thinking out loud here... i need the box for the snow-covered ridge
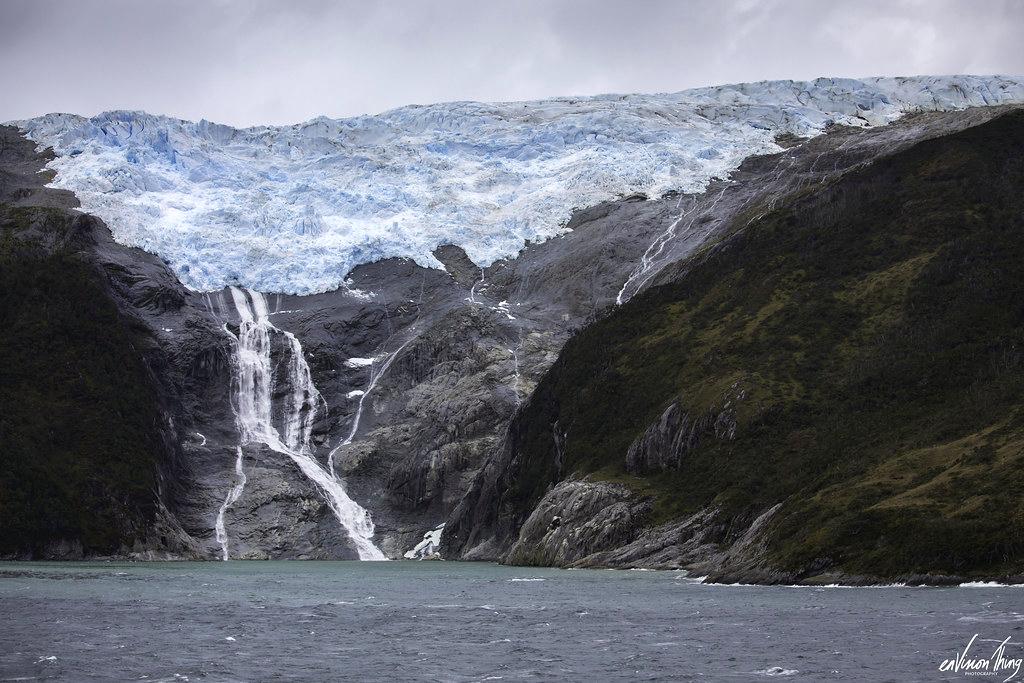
[16,75,1024,294]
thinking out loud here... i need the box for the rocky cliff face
[442,106,1024,584]
[236,189,686,558]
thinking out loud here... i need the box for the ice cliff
[15,75,1024,294]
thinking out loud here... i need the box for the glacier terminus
[15,75,1024,296]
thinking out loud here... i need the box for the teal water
[1,561,1021,681]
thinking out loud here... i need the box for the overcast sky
[2,0,1022,127]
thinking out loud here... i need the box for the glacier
[15,75,1024,295]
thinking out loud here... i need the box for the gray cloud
[2,0,1022,126]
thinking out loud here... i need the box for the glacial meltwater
[1,562,1022,682]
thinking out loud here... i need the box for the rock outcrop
[624,390,741,474]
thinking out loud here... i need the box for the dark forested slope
[446,109,1024,581]
[0,128,180,558]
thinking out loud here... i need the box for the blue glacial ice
[15,75,1024,294]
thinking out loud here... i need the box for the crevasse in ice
[16,75,1024,294]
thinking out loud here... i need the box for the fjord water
[1,562,1021,681]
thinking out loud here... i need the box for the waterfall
[616,186,728,305]
[281,330,319,451]
[467,267,485,303]
[214,447,247,561]
[509,336,522,407]
[328,335,415,476]
[219,286,387,561]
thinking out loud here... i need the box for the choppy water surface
[1,561,1021,681]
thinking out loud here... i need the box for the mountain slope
[0,128,192,558]
[4,86,1023,567]
[444,108,1024,582]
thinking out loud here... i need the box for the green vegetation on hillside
[508,110,1024,577]
[0,205,164,556]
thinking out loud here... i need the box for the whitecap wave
[960,581,1024,588]
[753,666,799,677]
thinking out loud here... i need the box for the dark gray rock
[499,477,789,577]
[625,382,743,474]
[432,244,480,288]
[504,479,649,566]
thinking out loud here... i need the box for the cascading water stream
[616,199,692,306]
[327,334,416,476]
[615,185,729,305]
[509,345,521,406]
[214,447,247,561]
[467,268,485,304]
[218,286,387,561]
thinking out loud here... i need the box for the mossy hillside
[0,203,165,556]
[508,110,1024,577]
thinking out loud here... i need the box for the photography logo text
[940,635,1023,681]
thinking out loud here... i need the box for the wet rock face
[431,244,481,289]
